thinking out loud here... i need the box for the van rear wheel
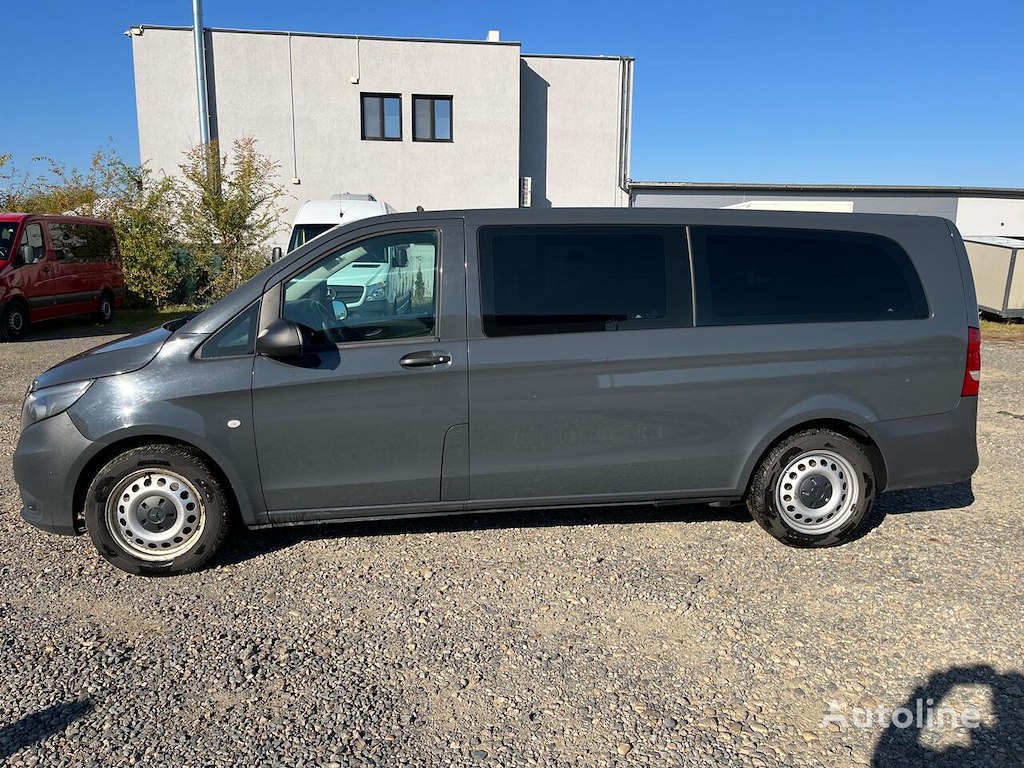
[747,429,878,547]
[1,300,29,341]
[84,444,230,575]
[96,291,114,325]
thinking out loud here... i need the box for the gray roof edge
[521,53,635,62]
[132,24,522,47]
[628,181,1024,199]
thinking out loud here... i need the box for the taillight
[961,326,981,397]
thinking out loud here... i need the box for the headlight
[367,282,387,301]
[21,380,93,428]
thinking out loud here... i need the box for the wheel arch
[72,434,258,533]
[4,292,30,313]
[740,416,889,499]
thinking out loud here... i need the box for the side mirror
[256,318,304,358]
[16,244,33,266]
[331,299,348,321]
[271,246,283,263]
[393,250,408,268]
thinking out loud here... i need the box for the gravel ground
[1,319,1022,768]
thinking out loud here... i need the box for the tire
[96,291,114,325]
[1,300,29,342]
[747,428,879,548]
[84,444,231,575]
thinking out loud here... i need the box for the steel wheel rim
[775,450,859,535]
[105,469,206,560]
[101,299,112,320]
[9,310,24,332]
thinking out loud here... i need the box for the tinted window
[691,227,928,325]
[283,231,438,344]
[287,223,335,253]
[199,302,260,359]
[478,226,691,337]
[48,222,117,263]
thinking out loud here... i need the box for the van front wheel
[1,300,29,341]
[84,444,231,575]
[747,429,878,548]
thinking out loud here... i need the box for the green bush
[177,138,287,301]
[2,138,287,305]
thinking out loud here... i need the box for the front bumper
[13,411,98,535]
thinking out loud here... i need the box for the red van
[0,214,125,341]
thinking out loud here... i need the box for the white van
[279,193,403,317]
[285,193,396,253]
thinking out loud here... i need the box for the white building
[630,182,1024,238]
[129,25,634,248]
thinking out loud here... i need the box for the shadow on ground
[213,502,754,568]
[0,699,94,761]
[213,482,974,569]
[873,665,1024,767]
[23,318,150,342]
[874,481,974,516]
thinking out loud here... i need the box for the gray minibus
[13,208,980,575]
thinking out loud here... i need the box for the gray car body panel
[251,218,468,512]
[13,208,979,536]
[31,326,174,390]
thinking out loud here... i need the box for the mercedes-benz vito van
[0,214,125,340]
[13,208,980,575]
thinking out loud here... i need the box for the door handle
[399,350,451,368]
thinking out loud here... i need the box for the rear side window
[690,227,928,325]
[48,222,118,263]
[478,226,691,336]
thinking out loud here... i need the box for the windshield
[0,221,19,261]
[287,224,335,253]
[287,224,388,264]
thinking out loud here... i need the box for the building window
[361,93,402,141]
[413,96,453,142]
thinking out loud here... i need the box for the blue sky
[3,0,1022,186]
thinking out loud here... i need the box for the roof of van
[340,206,956,227]
[0,213,113,225]
[293,198,391,225]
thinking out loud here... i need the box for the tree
[0,153,47,212]
[177,137,287,301]
[413,266,427,308]
[115,171,182,306]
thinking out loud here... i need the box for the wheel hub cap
[140,496,174,529]
[798,475,832,509]
[775,450,859,535]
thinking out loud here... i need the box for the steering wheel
[0,247,7,261]
[311,299,335,328]
[285,298,337,332]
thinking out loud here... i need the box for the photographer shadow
[873,665,1024,767]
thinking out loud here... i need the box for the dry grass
[981,318,1024,342]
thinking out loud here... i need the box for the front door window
[17,223,45,264]
[282,230,438,344]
